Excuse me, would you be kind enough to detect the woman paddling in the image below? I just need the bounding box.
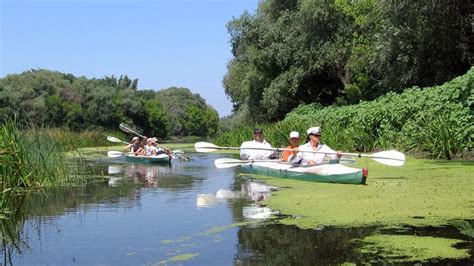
[292,127,341,165]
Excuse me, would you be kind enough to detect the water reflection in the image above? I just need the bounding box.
[236,224,375,264]
[242,205,276,220]
[196,181,277,213]
[1,153,472,265]
[106,161,197,190]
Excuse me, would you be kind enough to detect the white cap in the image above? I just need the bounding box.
[289,131,300,138]
[132,136,139,141]
[306,127,321,135]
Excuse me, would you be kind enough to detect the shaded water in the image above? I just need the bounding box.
[1,153,473,265]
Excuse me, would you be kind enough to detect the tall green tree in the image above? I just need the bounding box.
[143,99,170,137]
[224,0,474,123]
[155,87,219,136]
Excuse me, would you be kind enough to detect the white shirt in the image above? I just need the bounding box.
[295,142,337,165]
[145,145,158,156]
[240,140,273,160]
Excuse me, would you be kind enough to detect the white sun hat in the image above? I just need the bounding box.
[306,127,321,135]
[289,131,300,138]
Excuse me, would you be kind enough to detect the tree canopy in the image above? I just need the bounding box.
[224,0,474,123]
[0,69,219,138]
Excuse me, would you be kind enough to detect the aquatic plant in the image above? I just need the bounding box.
[355,235,470,263]
[0,120,102,217]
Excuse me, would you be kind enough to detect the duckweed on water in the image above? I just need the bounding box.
[252,157,473,228]
[158,253,199,264]
[169,253,199,262]
[355,234,470,262]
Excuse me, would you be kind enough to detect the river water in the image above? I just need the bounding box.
[1,152,473,265]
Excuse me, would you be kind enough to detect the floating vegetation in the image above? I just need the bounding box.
[354,234,470,263]
[257,158,473,229]
[157,253,200,264]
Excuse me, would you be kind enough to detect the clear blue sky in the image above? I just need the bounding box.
[1,0,259,117]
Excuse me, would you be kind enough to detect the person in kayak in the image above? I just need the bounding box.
[151,137,172,156]
[292,127,341,165]
[240,128,278,160]
[145,138,158,156]
[281,131,300,161]
[125,136,141,153]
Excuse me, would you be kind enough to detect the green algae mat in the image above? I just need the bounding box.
[354,235,470,263]
[254,157,473,228]
[246,157,473,262]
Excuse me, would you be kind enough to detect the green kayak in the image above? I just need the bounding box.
[241,161,367,185]
[125,154,171,164]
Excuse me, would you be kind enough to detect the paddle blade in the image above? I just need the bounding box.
[214,158,244,168]
[107,136,128,144]
[107,151,124,158]
[119,123,134,134]
[339,156,356,165]
[371,150,405,166]
[119,123,145,138]
[195,142,219,152]
[176,153,190,161]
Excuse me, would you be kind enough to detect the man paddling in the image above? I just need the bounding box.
[292,127,341,165]
[240,128,277,160]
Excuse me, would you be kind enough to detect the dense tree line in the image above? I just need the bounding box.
[0,69,219,138]
[224,0,474,123]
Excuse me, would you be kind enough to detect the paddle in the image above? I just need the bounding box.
[107,136,130,145]
[107,151,125,158]
[119,123,189,161]
[119,123,146,138]
[195,142,405,166]
[215,158,282,168]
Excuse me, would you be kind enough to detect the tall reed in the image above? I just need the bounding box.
[47,128,126,149]
[0,120,88,216]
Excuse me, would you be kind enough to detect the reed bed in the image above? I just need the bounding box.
[47,128,127,150]
[0,121,117,217]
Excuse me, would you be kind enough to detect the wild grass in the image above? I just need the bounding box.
[47,128,127,149]
[0,120,113,217]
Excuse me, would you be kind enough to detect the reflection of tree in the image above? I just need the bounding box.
[235,224,375,264]
[1,194,28,266]
[227,174,251,221]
